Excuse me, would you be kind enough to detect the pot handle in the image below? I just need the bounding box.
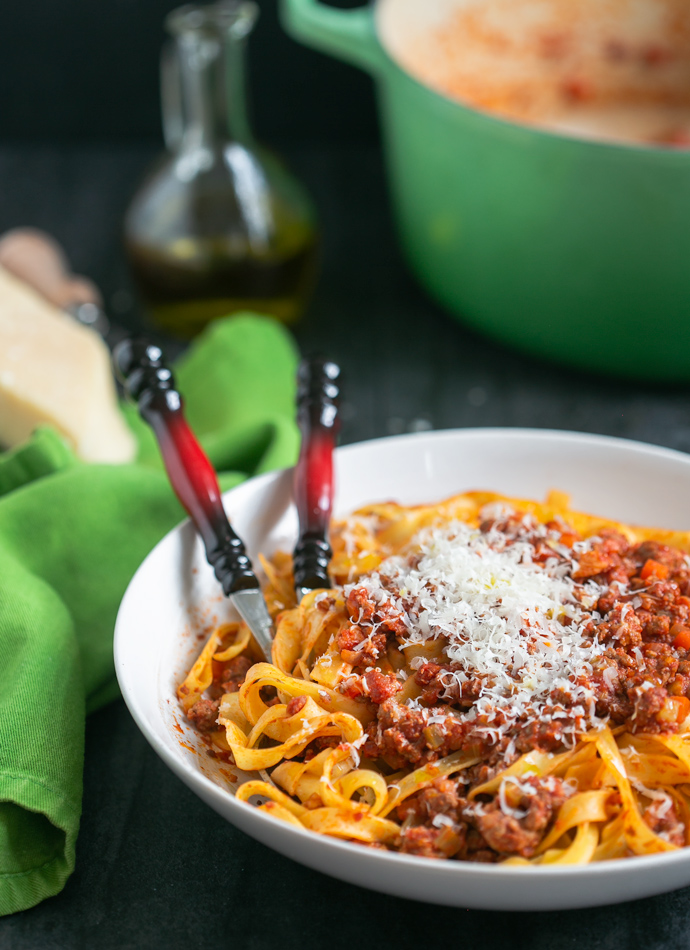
[279,0,383,74]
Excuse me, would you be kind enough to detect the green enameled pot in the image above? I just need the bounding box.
[281,0,690,382]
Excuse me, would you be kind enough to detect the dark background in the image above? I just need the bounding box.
[3,1,690,948]
[0,0,377,145]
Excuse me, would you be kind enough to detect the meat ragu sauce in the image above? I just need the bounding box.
[184,506,690,862]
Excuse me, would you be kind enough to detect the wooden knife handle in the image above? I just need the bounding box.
[113,338,259,596]
[0,228,101,308]
[293,357,341,594]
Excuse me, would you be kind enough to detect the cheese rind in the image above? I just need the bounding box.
[0,266,136,463]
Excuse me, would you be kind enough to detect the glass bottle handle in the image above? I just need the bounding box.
[161,41,184,152]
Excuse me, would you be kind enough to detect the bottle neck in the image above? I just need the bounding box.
[178,29,252,150]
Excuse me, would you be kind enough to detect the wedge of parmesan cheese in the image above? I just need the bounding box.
[0,265,136,463]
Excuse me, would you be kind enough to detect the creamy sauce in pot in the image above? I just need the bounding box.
[378,0,690,147]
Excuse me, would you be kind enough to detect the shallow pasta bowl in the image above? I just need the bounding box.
[115,427,690,910]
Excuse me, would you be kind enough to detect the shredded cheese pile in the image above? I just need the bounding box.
[346,507,611,744]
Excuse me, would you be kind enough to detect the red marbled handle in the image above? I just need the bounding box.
[293,357,341,595]
[113,338,258,595]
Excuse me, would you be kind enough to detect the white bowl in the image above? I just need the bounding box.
[115,428,690,911]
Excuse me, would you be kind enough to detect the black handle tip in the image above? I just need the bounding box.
[211,547,259,596]
[113,338,175,404]
[297,356,341,429]
[297,357,341,397]
[293,534,332,593]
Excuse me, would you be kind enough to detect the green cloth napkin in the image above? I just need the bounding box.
[0,314,300,916]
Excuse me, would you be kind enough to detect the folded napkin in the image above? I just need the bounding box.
[0,314,299,916]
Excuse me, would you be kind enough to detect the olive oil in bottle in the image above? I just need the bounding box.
[125,1,317,339]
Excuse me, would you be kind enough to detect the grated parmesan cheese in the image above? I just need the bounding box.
[345,510,613,745]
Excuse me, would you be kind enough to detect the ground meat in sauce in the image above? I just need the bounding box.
[286,695,307,717]
[186,654,253,732]
[218,655,253,693]
[472,777,572,858]
[396,775,575,860]
[336,624,387,669]
[341,669,402,704]
[397,777,463,824]
[396,777,470,858]
[642,797,686,848]
[346,586,409,636]
[399,823,468,859]
[336,586,409,669]
[300,735,340,763]
[415,661,484,708]
[363,700,468,768]
[186,699,220,733]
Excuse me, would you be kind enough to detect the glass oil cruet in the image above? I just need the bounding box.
[124,1,317,338]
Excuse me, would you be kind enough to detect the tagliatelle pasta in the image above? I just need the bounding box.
[179,490,690,864]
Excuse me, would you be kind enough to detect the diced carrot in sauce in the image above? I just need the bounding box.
[640,559,669,581]
[673,629,690,651]
[676,697,690,723]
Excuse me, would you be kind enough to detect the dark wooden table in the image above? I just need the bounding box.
[1,142,689,949]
